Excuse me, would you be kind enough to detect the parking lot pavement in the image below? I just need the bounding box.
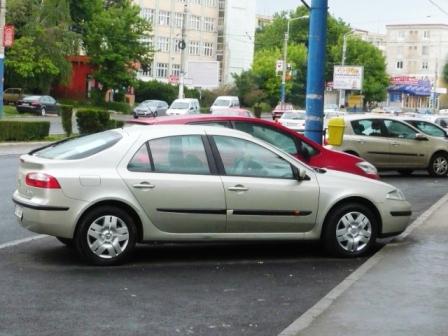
[283,193,448,336]
[0,239,364,336]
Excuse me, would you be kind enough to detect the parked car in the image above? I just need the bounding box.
[327,114,448,177]
[278,110,306,132]
[272,103,294,120]
[211,108,253,117]
[3,88,25,105]
[166,98,200,116]
[13,125,411,265]
[425,115,448,131]
[128,114,379,180]
[210,96,240,113]
[16,95,58,116]
[400,117,448,138]
[133,100,168,118]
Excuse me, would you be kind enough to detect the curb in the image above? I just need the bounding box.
[278,192,448,336]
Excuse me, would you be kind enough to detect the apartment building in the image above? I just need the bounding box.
[352,29,386,56]
[385,23,448,108]
[134,0,256,88]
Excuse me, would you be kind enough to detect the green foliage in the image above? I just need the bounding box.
[76,109,123,134]
[85,0,153,94]
[60,104,73,137]
[0,121,50,141]
[5,0,79,93]
[443,62,448,85]
[104,101,132,114]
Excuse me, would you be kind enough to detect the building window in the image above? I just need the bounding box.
[396,60,403,69]
[140,8,155,23]
[141,37,153,49]
[190,15,201,30]
[191,0,202,4]
[397,46,403,56]
[172,39,182,53]
[398,31,405,40]
[189,41,201,55]
[422,61,429,70]
[203,17,215,32]
[424,30,430,39]
[203,42,213,56]
[422,45,429,56]
[171,64,181,77]
[159,11,171,26]
[175,13,184,28]
[156,37,170,52]
[156,63,168,78]
[204,0,217,6]
[140,63,153,77]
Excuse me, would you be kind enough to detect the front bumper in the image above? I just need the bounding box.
[377,199,412,237]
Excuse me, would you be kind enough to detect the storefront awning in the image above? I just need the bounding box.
[388,83,431,96]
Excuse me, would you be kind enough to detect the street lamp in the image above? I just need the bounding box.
[338,31,356,108]
[280,15,309,107]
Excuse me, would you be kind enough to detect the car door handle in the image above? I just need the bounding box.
[133,182,155,189]
[391,142,399,146]
[228,185,249,192]
[356,140,365,144]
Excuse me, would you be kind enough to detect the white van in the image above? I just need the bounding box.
[210,96,240,113]
[166,98,201,116]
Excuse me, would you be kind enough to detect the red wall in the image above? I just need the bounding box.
[53,56,94,100]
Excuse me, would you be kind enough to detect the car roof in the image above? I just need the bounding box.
[173,98,198,102]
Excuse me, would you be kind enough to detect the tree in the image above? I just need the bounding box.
[68,0,102,36]
[84,0,153,97]
[331,37,389,106]
[5,0,79,93]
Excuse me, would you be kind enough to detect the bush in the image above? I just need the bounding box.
[135,80,178,103]
[76,109,111,135]
[259,102,272,113]
[104,101,131,114]
[60,104,73,137]
[0,121,50,141]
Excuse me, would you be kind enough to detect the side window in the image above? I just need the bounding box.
[234,122,297,155]
[128,144,152,172]
[384,120,417,139]
[351,119,387,137]
[149,135,210,175]
[213,136,294,179]
[409,121,445,137]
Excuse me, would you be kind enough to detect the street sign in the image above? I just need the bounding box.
[276,60,283,74]
[3,25,15,47]
[333,65,364,90]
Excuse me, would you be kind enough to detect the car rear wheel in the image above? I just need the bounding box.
[428,152,448,177]
[41,107,46,116]
[75,206,137,265]
[323,203,377,257]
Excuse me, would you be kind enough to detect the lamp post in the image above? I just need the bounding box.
[338,31,355,108]
[280,15,309,107]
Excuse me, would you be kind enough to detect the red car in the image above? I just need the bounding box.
[128,115,379,179]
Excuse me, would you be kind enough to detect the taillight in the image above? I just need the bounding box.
[25,173,61,189]
[31,101,40,106]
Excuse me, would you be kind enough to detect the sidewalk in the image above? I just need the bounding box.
[281,193,448,336]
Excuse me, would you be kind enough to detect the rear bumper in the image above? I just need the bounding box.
[12,191,87,239]
[16,105,40,113]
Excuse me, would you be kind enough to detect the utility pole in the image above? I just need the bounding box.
[304,0,327,145]
[339,33,349,108]
[0,0,6,120]
[178,3,188,99]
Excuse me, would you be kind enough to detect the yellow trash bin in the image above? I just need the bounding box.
[327,117,345,146]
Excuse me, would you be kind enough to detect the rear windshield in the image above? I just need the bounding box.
[33,130,123,160]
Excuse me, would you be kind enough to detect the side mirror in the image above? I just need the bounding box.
[293,166,309,181]
[415,133,429,141]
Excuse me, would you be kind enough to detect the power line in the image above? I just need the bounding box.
[427,0,448,17]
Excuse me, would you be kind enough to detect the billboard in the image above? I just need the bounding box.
[333,65,364,90]
[186,61,220,89]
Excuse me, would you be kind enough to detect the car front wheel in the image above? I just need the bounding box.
[428,152,448,177]
[75,206,137,265]
[323,203,377,257]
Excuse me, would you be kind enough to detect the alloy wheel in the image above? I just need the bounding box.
[336,211,372,253]
[432,156,448,176]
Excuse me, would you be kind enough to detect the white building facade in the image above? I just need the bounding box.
[134,0,256,88]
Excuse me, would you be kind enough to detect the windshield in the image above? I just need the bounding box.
[170,102,189,109]
[213,99,231,107]
[405,120,446,137]
[23,96,41,101]
[33,130,123,160]
[281,112,306,120]
[142,101,158,107]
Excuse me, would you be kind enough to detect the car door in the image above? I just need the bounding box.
[383,119,429,168]
[120,134,227,233]
[210,135,319,233]
[348,119,392,167]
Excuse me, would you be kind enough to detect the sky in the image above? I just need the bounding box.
[256,0,448,33]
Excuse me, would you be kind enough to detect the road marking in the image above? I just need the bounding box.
[279,192,448,336]
[0,235,46,250]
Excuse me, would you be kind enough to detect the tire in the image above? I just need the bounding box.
[75,206,137,266]
[428,152,448,177]
[398,169,413,176]
[56,237,75,248]
[323,203,377,258]
[41,107,46,116]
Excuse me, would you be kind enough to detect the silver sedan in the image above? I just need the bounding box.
[13,125,412,265]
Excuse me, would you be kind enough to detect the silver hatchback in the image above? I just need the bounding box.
[13,126,411,265]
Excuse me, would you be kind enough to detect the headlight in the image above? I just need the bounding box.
[386,189,406,201]
[356,161,378,175]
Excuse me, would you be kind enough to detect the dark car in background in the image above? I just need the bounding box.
[133,100,169,118]
[16,95,58,116]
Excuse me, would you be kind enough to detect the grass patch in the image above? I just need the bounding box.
[3,105,18,116]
